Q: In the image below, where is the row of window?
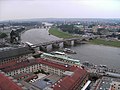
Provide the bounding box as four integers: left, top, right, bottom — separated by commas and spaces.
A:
42, 55, 77, 64
0, 55, 27, 65
7, 63, 65, 76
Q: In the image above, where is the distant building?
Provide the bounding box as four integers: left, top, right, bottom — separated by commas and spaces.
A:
42, 22, 53, 29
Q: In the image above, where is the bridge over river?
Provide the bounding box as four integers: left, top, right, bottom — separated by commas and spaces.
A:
32, 37, 95, 52
21, 28, 95, 52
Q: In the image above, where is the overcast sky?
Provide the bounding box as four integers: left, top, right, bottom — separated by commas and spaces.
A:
0, 0, 120, 20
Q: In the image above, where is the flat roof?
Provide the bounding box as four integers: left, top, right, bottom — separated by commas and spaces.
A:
63, 71, 74, 76
81, 80, 91, 90
0, 46, 34, 60
42, 53, 80, 63
0, 72, 23, 90
53, 67, 87, 90
31, 78, 52, 89
37, 59, 70, 71
52, 51, 65, 55
106, 72, 120, 78
97, 77, 113, 90
31, 74, 61, 90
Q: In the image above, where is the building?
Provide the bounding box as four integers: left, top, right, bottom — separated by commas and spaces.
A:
1, 58, 71, 76
42, 22, 53, 29
41, 53, 81, 66
13, 72, 38, 82
111, 81, 120, 90
0, 57, 89, 90
1, 60, 39, 76
28, 66, 89, 90
52, 66, 88, 90
92, 76, 120, 90
0, 70, 27, 90
0, 46, 34, 65
0, 49, 88, 90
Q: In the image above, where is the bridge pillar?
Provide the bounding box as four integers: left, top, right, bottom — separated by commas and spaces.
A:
71, 40, 74, 46
39, 45, 47, 52
82, 38, 89, 41
74, 39, 82, 44
46, 44, 53, 52
64, 40, 74, 46
52, 43, 60, 49
33, 47, 40, 52
40, 44, 52, 52
59, 42, 64, 49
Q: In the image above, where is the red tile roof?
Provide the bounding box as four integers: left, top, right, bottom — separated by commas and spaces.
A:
2, 60, 38, 72
53, 66, 88, 90
25, 74, 38, 82
14, 73, 30, 79
0, 73, 23, 90
0, 60, 17, 69
36, 58, 70, 71
2, 58, 70, 73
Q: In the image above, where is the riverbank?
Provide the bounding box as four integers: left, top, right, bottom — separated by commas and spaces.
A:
89, 39, 120, 48
49, 27, 120, 48
49, 27, 76, 39
21, 28, 61, 44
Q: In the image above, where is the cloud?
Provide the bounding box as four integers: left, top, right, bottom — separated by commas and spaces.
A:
0, 0, 120, 20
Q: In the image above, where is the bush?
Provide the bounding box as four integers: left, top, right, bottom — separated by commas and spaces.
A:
0, 33, 7, 38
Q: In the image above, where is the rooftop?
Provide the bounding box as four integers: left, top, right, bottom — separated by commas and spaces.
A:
1, 58, 71, 73
0, 60, 17, 69
95, 76, 120, 90
63, 71, 74, 76
41, 53, 80, 63
37, 58, 70, 71
0, 46, 34, 60
2, 60, 38, 72
106, 72, 120, 78
97, 77, 113, 90
53, 66, 88, 90
0, 71, 24, 90
31, 74, 62, 90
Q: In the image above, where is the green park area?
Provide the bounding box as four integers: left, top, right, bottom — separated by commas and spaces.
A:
89, 39, 120, 47
49, 27, 75, 39
49, 27, 120, 47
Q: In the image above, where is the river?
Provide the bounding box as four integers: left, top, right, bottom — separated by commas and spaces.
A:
69, 44, 120, 70
21, 28, 120, 70
21, 28, 62, 44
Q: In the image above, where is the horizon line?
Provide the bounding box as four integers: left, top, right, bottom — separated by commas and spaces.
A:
0, 17, 120, 22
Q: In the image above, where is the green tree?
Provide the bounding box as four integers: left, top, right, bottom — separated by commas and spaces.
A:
0, 33, 7, 38
118, 29, 120, 32
118, 35, 120, 40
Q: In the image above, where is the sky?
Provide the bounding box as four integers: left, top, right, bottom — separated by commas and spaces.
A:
0, 0, 120, 21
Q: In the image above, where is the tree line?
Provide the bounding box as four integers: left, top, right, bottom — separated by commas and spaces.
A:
57, 24, 84, 34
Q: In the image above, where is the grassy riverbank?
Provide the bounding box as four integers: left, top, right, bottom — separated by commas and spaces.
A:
89, 39, 120, 47
49, 27, 120, 47
49, 27, 75, 39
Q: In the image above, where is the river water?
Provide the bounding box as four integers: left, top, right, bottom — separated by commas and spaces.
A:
69, 44, 120, 70
21, 28, 62, 44
21, 28, 120, 70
